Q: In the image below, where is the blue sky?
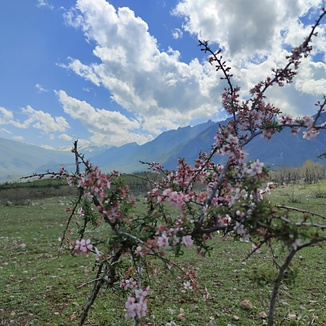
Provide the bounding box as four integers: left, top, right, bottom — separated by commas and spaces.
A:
0, 0, 325, 150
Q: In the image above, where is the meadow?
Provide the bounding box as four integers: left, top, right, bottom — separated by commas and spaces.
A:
0, 180, 325, 325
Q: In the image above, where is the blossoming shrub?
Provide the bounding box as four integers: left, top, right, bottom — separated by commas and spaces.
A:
48, 9, 326, 326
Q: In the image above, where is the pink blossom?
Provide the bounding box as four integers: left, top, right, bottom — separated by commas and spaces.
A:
302, 115, 314, 127
236, 210, 245, 218
203, 287, 211, 300
264, 186, 271, 195
94, 247, 102, 260
181, 235, 194, 247
279, 114, 293, 124
135, 246, 143, 256
252, 243, 261, 254
292, 238, 302, 250
157, 232, 170, 249
136, 298, 147, 318
263, 129, 273, 140
234, 222, 246, 236
246, 160, 264, 176
291, 128, 300, 135
183, 281, 192, 290
73, 238, 93, 254
135, 286, 150, 300
121, 278, 137, 290
167, 191, 186, 209
125, 296, 137, 319
125, 288, 149, 320
303, 128, 319, 140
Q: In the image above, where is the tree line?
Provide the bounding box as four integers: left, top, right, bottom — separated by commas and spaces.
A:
270, 160, 326, 185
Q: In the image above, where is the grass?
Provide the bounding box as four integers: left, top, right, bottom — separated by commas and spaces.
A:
1, 182, 326, 325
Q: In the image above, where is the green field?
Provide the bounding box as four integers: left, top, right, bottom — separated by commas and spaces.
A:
0, 182, 325, 325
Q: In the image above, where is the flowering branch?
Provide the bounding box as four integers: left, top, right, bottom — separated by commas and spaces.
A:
27, 8, 326, 326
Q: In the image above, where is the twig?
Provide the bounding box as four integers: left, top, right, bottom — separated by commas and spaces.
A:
277, 205, 326, 219
76, 277, 103, 289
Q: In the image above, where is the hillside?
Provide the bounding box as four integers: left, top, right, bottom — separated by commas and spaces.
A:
0, 138, 72, 182
1, 115, 326, 182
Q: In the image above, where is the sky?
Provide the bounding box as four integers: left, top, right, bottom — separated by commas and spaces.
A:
0, 0, 325, 151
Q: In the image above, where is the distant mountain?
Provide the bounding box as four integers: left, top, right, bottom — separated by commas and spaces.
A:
163, 120, 326, 170
90, 142, 140, 172
89, 120, 216, 172
0, 138, 72, 182
1, 116, 326, 183
89, 116, 326, 172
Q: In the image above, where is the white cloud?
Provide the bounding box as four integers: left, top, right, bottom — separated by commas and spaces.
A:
21, 106, 69, 133
35, 83, 49, 93
59, 133, 73, 142
295, 60, 326, 95
173, 0, 325, 56
0, 105, 69, 133
59, 58, 101, 86
172, 28, 183, 39
1, 128, 11, 134
173, 0, 326, 115
0, 107, 13, 123
63, 0, 223, 138
36, 0, 54, 10
56, 90, 153, 147
61, 0, 326, 148
40, 144, 56, 150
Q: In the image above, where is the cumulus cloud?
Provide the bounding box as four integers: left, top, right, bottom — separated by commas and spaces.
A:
63, 0, 223, 137
0, 107, 13, 123
59, 133, 73, 142
21, 106, 69, 133
173, 0, 325, 56
173, 0, 326, 115
0, 105, 69, 133
56, 90, 153, 147
60, 0, 325, 148
59, 58, 101, 86
295, 60, 326, 95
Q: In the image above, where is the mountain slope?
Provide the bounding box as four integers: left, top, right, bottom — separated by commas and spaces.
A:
0, 138, 72, 182
1, 115, 326, 183
163, 116, 326, 170
90, 120, 216, 172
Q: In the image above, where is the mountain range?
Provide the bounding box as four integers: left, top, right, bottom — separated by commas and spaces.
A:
1, 115, 326, 182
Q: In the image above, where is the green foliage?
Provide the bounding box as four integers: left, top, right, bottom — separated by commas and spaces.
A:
0, 178, 76, 205
270, 160, 326, 185
247, 261, 298, 287
0, 172, 159, 205
247, 263, 279, 286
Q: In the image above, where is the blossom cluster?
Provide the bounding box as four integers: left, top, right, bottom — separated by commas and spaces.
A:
73, 238, 92, 254
59, 12, 326, 325
124, 287, 150, 320
279, 114, 324, 140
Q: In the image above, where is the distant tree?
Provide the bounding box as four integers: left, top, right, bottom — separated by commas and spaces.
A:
300, 160, 326, 184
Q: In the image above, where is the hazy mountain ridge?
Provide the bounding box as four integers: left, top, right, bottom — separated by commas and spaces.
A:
89, 120, 217, 172
162, 115, 326, 169
0, 138, 72, 182
1, 116, 326, 182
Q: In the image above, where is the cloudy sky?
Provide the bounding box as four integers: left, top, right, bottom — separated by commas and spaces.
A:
0, 0, 325, 150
